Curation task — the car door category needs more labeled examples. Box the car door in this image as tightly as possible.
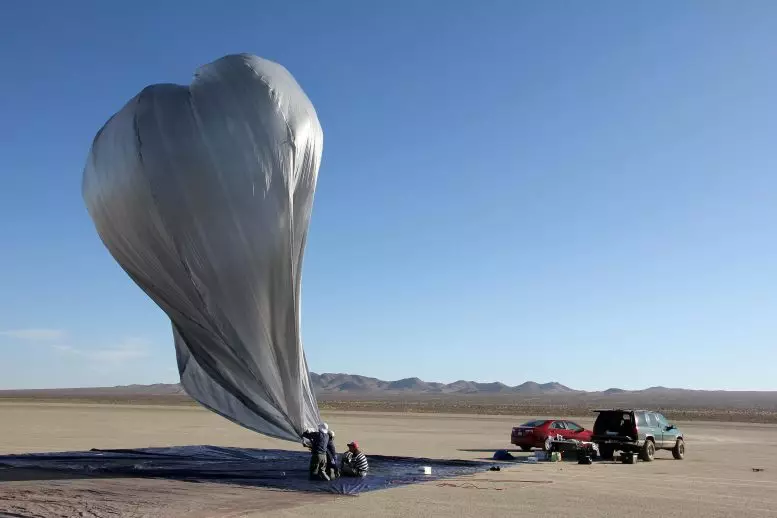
[656,413,678,448]
[644,412,661,446]
[549,420,567,441]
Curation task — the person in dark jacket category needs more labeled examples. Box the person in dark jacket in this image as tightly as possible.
[325,429,339,479]
[302,423,331,480]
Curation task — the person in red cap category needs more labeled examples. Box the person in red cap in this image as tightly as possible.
[340,441,369,477]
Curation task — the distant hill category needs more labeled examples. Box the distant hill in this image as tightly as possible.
[0,373,577,397]
[310,373,387,392]
[3,372,777,424]
[1,373,774,403]
[306,373,578,395]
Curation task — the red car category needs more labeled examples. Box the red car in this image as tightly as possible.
[511,419,592,451]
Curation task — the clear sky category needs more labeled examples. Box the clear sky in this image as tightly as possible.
[1,1,775,391]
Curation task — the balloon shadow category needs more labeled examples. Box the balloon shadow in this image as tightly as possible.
[0,445,501,495]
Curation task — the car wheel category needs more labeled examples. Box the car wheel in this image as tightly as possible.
[543,436,553,451]
[520,445,533,452]
[672,438,685,460]
[640,439,655,462]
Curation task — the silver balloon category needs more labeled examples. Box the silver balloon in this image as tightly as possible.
[82,54,323,441]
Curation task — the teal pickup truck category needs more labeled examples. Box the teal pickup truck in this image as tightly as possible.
[591,409,685,462]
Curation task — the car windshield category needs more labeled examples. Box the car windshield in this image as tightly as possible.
[520,420,546,428]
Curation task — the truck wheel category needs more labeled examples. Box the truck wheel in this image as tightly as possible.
[672,438,685,460]
[640,439,655,462]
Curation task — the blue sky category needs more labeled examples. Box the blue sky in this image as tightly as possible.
[1,1,775,391]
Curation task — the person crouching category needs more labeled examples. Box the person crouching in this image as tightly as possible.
[302,423,332,481]
[340,441,369,478]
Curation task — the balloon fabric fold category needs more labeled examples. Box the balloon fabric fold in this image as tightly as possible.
[82,54,323,441]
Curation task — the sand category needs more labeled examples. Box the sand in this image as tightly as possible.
[1,402,776,517]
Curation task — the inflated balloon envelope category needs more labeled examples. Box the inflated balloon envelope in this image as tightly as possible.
[82,54,322,442]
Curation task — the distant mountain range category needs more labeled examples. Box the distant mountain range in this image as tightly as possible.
[309,373,578,395]
[2,373,770,397]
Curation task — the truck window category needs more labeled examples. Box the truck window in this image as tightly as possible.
[646,413,659,427]
[636,412,647,426]
[594,411,632,434]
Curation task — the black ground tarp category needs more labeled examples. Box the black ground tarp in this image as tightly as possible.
[0,446,502,495]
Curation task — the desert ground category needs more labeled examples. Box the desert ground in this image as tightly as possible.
[1,402,776,517]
